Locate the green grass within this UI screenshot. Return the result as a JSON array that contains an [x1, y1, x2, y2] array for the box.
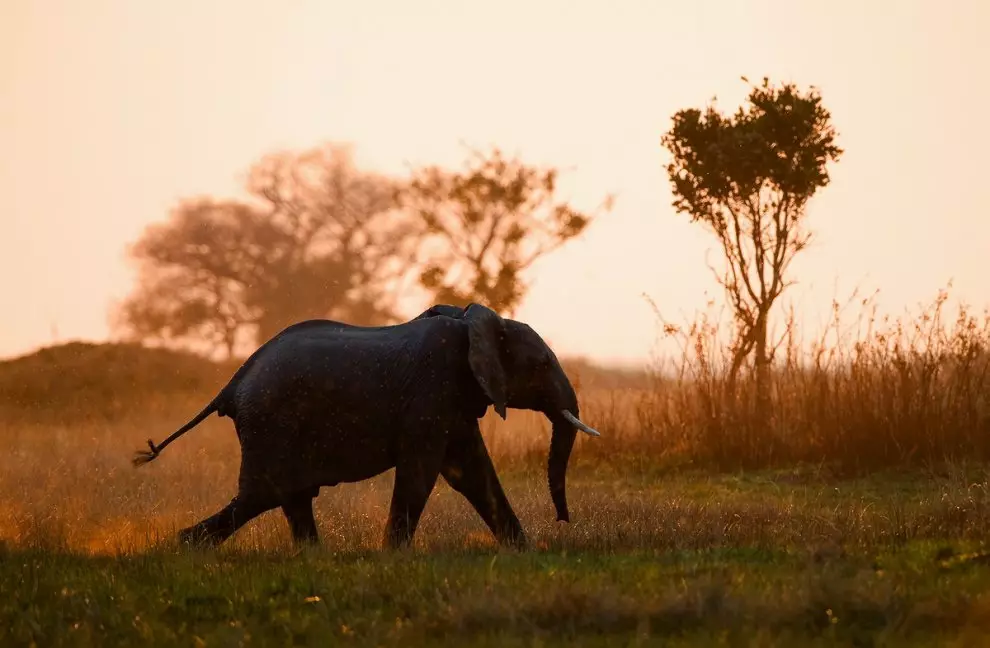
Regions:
[[4, 465, 990, 646], [5, 540, 990, 646]]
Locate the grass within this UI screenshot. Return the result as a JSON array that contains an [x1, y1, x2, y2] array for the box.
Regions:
[[3, 438, 990, 645], [7, 539, 990, 647], [4, 286, 990, 644], [580, 285, 990, 473], [5, 285, 990, 473]]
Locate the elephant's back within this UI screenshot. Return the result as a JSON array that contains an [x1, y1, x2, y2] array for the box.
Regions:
[[230, 324, 421, 426]]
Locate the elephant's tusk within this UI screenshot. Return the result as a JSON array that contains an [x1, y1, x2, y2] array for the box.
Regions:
[[561, 409, 601, 437]]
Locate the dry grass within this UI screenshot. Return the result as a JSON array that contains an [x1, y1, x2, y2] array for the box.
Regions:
[[581, 286, 990, 472], [4, 290, 990, 644], [1, 286, 990, 553], [4, 414, 990, 645], [2, 406, 990, 556]]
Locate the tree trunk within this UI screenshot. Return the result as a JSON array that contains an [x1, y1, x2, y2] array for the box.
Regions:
[[754, 308, 770, 422], [727, 335, 750, 397], [223, 328, 236, 361]]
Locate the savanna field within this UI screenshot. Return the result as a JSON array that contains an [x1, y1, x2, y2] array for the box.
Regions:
[[4, 295, 990, 646]]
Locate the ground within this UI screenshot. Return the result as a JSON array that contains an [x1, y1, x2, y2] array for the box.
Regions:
[[6, 302, 990, 645], [3, 462, 990, 646]]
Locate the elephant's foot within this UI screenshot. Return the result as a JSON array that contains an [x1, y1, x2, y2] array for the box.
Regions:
[[289, 532, 322, 553], [499, 529, 527, 550], [382, 528, 416, 551], [176, 494, 274, 549], [176, 523, 225, 548]]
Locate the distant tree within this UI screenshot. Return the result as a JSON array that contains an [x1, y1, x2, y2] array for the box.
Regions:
[[660, 77, 843, 407], [243, 144, 418, 340], [399, 147, 612, 315], [113, 143, 418, 358], [113, 199, 279, 358]]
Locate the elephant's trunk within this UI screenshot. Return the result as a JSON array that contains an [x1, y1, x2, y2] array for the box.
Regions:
[[548, 415, 577, 522], [547, 406, 600, 522]]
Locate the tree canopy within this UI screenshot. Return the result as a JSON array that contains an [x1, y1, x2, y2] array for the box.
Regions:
[[661, 77, 843, 399], [399, 146, 612, 315], [113, 144, 416, 358], [115, 143, 608, 358]]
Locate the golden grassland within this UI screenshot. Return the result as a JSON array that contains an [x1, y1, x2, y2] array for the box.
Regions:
[[3, 290, 990, 644], [2, 287, 990, 551], [4, 402, 990, 556], [3, 415, 990, 645]]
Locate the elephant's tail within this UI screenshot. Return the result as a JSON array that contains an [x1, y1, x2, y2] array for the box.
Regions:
[[131, 398, 221, 467]]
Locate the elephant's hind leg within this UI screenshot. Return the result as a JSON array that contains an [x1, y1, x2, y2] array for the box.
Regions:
[[177, 495, 275, 547], [281, 488, 320, 545]]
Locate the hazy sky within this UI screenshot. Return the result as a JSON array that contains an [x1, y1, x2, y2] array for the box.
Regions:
[[3, 0, 988, 365]]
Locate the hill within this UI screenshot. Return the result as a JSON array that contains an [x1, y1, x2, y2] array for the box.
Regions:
[[0, 340, 643, 424], [0, 341, 237, 423]]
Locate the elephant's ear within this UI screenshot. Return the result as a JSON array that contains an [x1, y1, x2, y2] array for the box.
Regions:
[[463, 303, 508, 420], [413, 304, 466, 321]]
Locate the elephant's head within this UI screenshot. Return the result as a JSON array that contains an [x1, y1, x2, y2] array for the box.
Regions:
[[416, 302, 600, 522]]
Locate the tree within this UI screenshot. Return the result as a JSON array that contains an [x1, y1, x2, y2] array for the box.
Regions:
[[660, 77, 843, 408], [243, 144, 418, 341], [399, 146, 612, 315], [113, 143, 418, 358], [113, 198, 282, 358]]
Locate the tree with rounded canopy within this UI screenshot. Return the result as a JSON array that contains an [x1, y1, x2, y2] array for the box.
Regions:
[[400, 146, 613, 315], [113, 143, 418, 359], [661, 77, 843, 408]]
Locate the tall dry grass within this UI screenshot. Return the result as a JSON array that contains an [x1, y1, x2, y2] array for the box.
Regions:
[[3, 408, 990, 556], [575, 286, 990, 473]]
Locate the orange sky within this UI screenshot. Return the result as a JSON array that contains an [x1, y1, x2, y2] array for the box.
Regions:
[[3, 0, 988, 365]]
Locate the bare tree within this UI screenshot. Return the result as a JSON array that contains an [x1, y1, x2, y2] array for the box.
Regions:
[[243, 144, 419, 341], [660, 77, 843, 408], [113, 143, 419, 358], [113, 199, 281, 358], [399, 146, 612, 315]]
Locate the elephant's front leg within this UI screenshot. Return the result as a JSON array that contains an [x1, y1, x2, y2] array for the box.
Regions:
[[441, 424, 526, 548], [383, 444, 445, 549]]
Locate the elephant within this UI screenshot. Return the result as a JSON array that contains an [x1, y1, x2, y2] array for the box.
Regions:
[[132, 302, 600, 549]]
